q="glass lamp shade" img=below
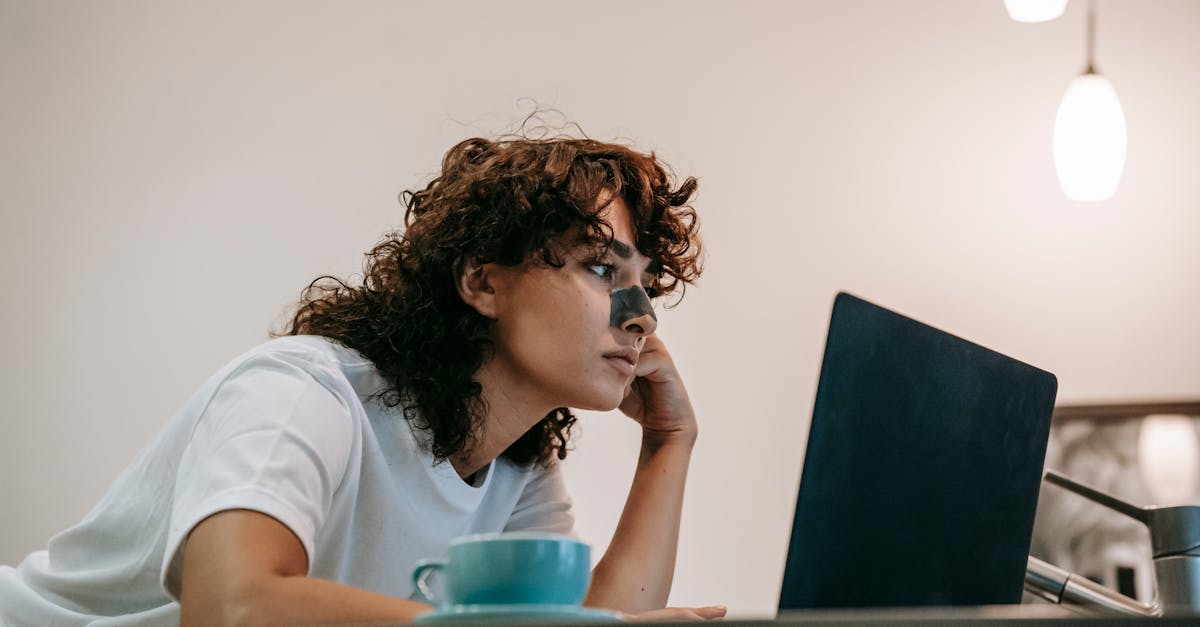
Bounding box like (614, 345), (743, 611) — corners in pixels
(1004, 0), (1069, 23)
(1053, 72), (1127, 202)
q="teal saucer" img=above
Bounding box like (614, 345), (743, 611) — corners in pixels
(414, 604), (622, 624)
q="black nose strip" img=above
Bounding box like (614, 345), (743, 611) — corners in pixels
(610, 286), (657, 328)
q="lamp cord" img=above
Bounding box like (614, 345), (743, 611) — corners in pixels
(1085, 0), (1097, 74)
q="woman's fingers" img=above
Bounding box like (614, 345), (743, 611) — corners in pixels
(632, 336), (677, 382)
(622, 605), (727, 622)
(691, 606), (727, 620)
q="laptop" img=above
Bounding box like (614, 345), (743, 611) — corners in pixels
(778, 293), (1057, 610)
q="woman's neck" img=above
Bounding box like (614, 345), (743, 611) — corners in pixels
(448, 358), (553, 481)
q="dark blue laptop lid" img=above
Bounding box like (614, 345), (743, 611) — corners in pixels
(779, 293), (1057, 609)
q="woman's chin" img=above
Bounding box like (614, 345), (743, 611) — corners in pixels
(571, 389), (627, 413)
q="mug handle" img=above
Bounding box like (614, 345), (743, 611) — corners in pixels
(411, 558), (447, 605)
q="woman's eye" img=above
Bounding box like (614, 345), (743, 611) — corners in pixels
(588, 264), (615, 280)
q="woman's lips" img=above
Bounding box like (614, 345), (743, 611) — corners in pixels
(604, 355), (637, 376)
(600, 345), (638, 374)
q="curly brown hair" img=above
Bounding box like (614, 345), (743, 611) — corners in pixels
(278, 135), (703, 467)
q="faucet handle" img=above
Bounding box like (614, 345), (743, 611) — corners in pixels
(1044, 470), (1150, 524)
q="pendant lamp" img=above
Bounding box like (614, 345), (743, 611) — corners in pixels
(1053, 0), (1127, 202)
(1004, 0), (1069, 23)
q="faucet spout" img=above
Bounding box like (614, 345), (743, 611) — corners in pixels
(1026, 556), (1162, 617)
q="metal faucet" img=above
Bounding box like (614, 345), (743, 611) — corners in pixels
(1024, 470), (1200, 617)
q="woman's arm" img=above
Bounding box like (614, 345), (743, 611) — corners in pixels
(583, 432), (696, 613)
(180, 509), (431, 626)
(582, 335), (724, 620)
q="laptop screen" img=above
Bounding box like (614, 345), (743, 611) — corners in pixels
(779, 293), (1057, 609)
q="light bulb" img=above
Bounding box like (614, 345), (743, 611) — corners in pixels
(1053, 72), (1127, 202)
(1004, 0), (1069, 23)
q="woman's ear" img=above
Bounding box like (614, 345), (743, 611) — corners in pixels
(455, 257), (499, 319)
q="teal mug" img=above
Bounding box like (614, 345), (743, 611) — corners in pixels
(412, 532), (591, 607)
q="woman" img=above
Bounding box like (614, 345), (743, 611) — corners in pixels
(0, 135), (725, 625)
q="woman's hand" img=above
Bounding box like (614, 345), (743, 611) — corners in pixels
(620, 605), (727, 622)
(618, 335), (698, 446)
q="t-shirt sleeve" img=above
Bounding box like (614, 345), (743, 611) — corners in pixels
(503, 459), (577, 537)
(160, 353), (356, 600)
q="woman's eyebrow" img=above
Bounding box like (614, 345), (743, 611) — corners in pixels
(608, 239), (634, 260)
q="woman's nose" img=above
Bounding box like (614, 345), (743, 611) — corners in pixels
(610, 286), (658, 336)
(622, 311), (658, 337)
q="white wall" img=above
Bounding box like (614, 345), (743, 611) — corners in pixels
(2, 0), (1198, 617)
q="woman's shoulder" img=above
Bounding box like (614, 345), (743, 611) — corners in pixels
(220, 336), (372, 381)
(193, 335), (381, 410)
(247, 335), (371, 365)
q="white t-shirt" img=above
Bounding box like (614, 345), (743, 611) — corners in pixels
(0, 336), (575, 627)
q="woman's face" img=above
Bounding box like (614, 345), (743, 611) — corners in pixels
(487, 197), (659, 412)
